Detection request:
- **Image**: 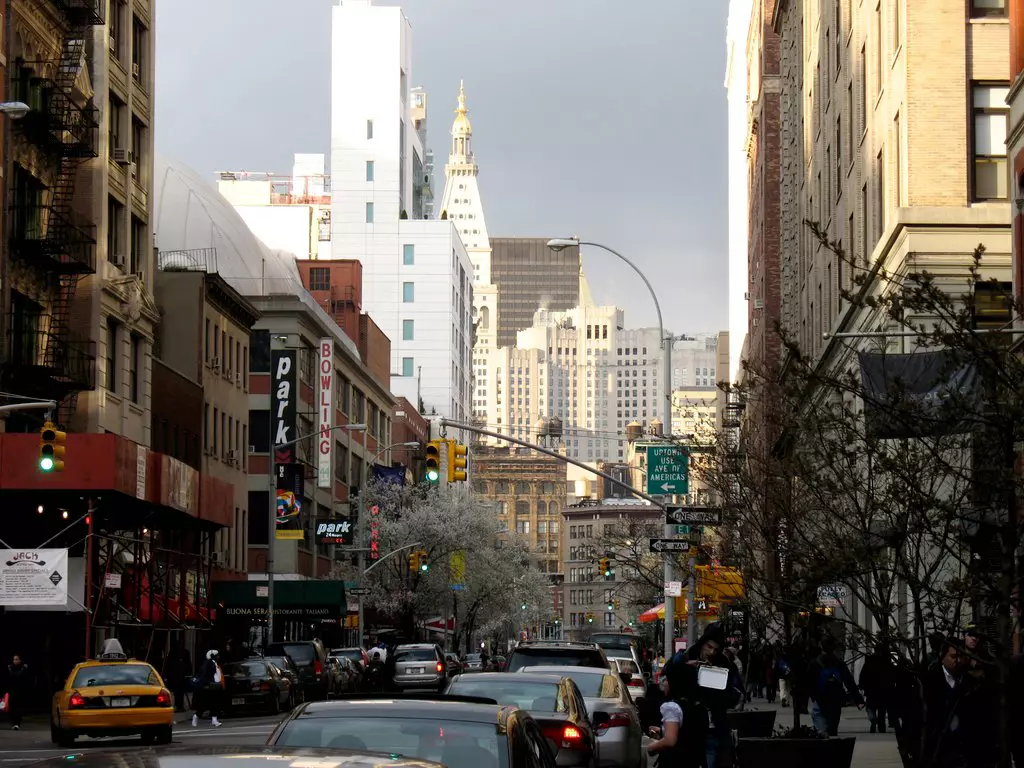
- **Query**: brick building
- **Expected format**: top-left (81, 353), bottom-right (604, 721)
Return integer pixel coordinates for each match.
top-left (1009, 0), bottom-right (1024, 301)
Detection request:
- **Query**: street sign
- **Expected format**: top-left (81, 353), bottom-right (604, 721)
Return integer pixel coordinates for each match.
top-left (674, 525), bottom-right (698, 535)
top-left (348, 587), bottom-right (371, 597)
top-left (665, 506), bottom-right (723, 526)
top-left (665, 581), bottom-right (683, 597)
top-left (817, 583), bottom-right (848, 607)
top-left (649, 538), bottom-right (691, 553)
top-left (646, 445), bottom-right (689, 496)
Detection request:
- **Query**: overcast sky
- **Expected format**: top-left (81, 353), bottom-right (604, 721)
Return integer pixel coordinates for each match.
top-left (155, 0), bottom-right (729, 335)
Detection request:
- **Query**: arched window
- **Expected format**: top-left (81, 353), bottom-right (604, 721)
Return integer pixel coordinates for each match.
top-left (537, 501), bottom-right (547, 515)
top-left (515, 501), bottom-right (530, 516)
top-left (495, 480), bottom-right (509, 493)
top-left (515, 481), bottom-right (531, 494)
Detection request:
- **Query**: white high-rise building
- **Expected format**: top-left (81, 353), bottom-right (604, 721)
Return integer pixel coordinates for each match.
top-left (330, 0), bottom-right (472, 422)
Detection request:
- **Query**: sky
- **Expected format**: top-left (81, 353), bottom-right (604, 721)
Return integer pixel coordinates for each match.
top-left (155, 0), bottom-right (730, 336)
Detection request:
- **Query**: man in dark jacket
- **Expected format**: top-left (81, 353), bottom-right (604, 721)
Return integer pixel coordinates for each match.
top-left (4, 655), bottom-right (31, 730)
top-left (859, 642), bottom-right (895, 733)
top-left (806, 635), bottom-right (863, 736)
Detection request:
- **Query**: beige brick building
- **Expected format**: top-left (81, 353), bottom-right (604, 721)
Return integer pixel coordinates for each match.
top-left (774, 0), bottom-right (1012, 363)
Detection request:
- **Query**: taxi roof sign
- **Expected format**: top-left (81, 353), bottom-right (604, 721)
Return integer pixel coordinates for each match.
top-left (98, 638), bottom-right (128, 661)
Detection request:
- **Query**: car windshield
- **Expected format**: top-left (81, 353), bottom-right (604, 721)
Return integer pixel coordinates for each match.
top-left (396, 649), bottom-right (437, 662)
top-left (555, 672), bottom-right (619, 699)
top-left (330, 650), bottom-right (362, 662)
top-left (73, 664), bottom-right (158, 688)
top-left (266, 644), bottom-right (315, 664)
top-left (591, 634), bottom-right (635, 650)
top-left (226, 661), bottom-right (268, 678)
top-left (275, 716), bottom-right (506, 768)
top-left (616, 659), bottom-right (641, 675)
top-left (448, 679), bottom-right (563, 711)
top-left (507, 649), bottom-right (603, 672)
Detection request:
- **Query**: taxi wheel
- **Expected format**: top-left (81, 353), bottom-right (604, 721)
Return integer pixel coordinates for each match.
top-left (50, 721), bottom-right (73, 748)
top-left (154, 726), bottom-right (173, 745)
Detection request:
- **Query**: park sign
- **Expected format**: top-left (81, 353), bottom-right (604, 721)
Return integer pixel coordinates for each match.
top-left (665, 506), bottom-right (722, 526)
top-left (646, 445), bottom-right (689, 496)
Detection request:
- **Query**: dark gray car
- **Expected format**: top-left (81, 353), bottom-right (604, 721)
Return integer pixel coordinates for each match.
top-left (25, 747), bottom-right (446, 768)
top-left (265, 640), bottom-right (330, 701)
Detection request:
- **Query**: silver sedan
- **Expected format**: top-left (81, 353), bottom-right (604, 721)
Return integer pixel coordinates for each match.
top-left (521, 665), bottom-right (644, 768)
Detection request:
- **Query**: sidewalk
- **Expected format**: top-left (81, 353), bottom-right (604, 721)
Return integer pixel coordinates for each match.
top-left (741, 699), bottom-right (903, 768)
top-left (8, 711), bottom-right (200, 732)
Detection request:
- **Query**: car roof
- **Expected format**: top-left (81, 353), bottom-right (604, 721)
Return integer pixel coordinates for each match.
top-left (516, 640), bottom-right (600, 648)
top-left (453, 672), bottom-right (567, 684)
top-left (523, 666), bottom-right (612, 677)
top-left (396, 643), bottom-right (437, 649)
top-left (26, 747), bottom-right (446, 768)
top-left (297, 698), bottom-right (506, 722)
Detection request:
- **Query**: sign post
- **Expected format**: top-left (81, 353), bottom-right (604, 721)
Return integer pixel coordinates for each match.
top-left (646, 446), bottom-right (689, 496)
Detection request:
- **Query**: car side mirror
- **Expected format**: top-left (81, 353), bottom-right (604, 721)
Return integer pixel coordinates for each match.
top-left (592, 710), bottom-right (611, 728)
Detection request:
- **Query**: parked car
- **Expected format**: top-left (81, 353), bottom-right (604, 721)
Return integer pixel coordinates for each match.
top-left (264, 640), bottom-right (330, 702)
top-left (506, 641), bottom-right (610, 673)
top-left (590, 633), bottom-right (651, 677)
top-left (26, 746), bottom-right (452, 768)
top-left (444, 653), bottom-right (463, 677)
top-left (329, 647), bottom-right (370, 671)
top-left (525, 666), bottom-right (644, 768)
top-left (333, 656), bottom-right (362, 694)
top-left (445, 672), bottom-right (601, 767)
top-left (223, 659), bottom-right (293, 715)
top-left (262, 655), bottom-right (304, 702)
top-left (491, 655), bottom-right (508, 672)
top-left (267, 695), bottom-right (559, 767)
top-left (461, 653), bottom-right (486, 673)
top-left (392, 643), bottom-right (447, 691)
top-left (611, 658), bottom-right (647, 701)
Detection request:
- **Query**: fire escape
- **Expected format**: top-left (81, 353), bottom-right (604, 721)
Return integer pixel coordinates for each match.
top-left (6, 0), bottom-right (103, 420)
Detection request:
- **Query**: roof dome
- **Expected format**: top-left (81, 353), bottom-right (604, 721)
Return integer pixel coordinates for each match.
top-left (452, 80), bottom-right (472, 136)
top-left (152, 154), bottom-right (305, 296)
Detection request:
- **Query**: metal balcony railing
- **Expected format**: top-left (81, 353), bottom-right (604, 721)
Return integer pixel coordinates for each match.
top-left (52, 0), bottom-right (105, 26)
top-left (7, 322), bottom-right (97, 391)
top-left (10, 206), bottom-right (97, 275)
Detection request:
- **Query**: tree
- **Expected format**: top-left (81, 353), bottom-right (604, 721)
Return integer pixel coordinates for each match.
top-left (362, 482), bottom-right (549, 648)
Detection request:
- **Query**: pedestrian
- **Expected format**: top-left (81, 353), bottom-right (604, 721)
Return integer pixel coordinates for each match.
top-left (191, 649), bottom-right (223, 728)
top-left (3, 654), bottom-right (31, 730)
top-left (166, 641), bottom-right (193, 713)
top-left (747, 644), bottom-right (763, 701)
top-left (763, 645), bottom-right (778, 704)
top-left (806, 635), bottom-right (863, 736)
top-left (859, 642), bottom-right (895, 734)
top-left (646, 674), bottom-right (691, 767)
top-left (777, 646), bottom-right (792, 707)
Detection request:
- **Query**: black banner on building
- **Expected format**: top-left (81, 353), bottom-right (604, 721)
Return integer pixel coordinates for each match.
top-left (275, 463), bottom-right (304, 541)
top-left (314, 517), bottom-right (354, 546)
top-left (271, 349), bottom-right (297, 463)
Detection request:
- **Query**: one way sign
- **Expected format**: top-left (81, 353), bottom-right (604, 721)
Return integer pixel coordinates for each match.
top-left (665, 506), bottom-right (723, 526)
top-left (649, 539), bottom-right (694, 554)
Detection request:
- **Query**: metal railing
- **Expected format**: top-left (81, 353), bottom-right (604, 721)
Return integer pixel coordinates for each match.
top-left (158, 247), bottom-right (218, 273)
top-left (9, 206), bottom-right (97, 274)
top-left (7, 321), bottom-right (97, 390)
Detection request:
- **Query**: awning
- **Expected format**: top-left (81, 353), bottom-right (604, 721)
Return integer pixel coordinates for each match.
top-left (638, 601), bottom-right (721, 624)
top-left (425, 617), bottom-right (455, 633)
top-left (211, 580), bottom-right (347, 622)
top-left (697, 566), bottom-right (745, 602)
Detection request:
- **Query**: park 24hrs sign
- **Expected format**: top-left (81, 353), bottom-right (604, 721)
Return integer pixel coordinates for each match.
top-left (314, 518), bottom-right (353, 546)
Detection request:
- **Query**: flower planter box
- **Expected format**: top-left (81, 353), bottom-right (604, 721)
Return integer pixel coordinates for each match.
top-left (736, 736), bottom-right (856, 768)
top-left (726, 708), bottom-right (777, 738)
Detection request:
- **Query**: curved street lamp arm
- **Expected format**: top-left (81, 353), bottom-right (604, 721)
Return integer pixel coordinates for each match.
top-left (577, 241), bottom-right (665, 342)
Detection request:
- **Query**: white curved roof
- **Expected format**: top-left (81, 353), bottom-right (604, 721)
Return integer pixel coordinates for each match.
top-left (152, 154), bottom-right (362, 360)
top-left (153, 154), bottom-right (304, 296)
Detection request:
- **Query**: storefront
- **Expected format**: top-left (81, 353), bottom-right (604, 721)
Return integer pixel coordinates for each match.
top-left (211, 580), bottom-right (348, 651)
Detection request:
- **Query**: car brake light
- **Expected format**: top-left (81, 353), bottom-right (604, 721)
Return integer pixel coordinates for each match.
top-left (260, 681), bottom-right (272, 691)
top-left (314, 660), bottom-right (323, 676)
top-left (436, 662), bottom-right (444, 673)
top-left (69, 693), bottom-right (86, 708)
top-left (156, 689), bottom-right (172, 706)
top-left (560, 725), bottom-right (586, 748)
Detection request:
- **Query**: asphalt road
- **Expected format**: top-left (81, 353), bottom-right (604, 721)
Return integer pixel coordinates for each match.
top-left (0, 714), bottom-right (284, 767)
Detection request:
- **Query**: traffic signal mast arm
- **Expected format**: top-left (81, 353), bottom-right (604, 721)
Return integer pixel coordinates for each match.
top-left (362, 541), bottom-right (426, 577)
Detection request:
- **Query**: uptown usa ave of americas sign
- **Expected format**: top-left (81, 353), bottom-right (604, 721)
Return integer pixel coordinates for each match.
top-left (646, 445), bottom-right (689, 496)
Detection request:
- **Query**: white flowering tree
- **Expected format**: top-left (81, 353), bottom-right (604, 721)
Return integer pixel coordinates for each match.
top-left (362, 481), bottom-right (550, 648)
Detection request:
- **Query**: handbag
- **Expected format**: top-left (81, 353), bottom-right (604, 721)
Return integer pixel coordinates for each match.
top-left (0, 692), bottom-right (8, 712)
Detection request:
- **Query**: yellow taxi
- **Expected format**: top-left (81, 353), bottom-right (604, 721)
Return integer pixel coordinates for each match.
top-left (50, 639), bottom-right (174, 747)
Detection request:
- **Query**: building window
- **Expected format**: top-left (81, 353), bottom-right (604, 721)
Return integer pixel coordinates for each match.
top-left (970, 0), bottom-right (1006, 17)
top-left (105, 317), bottom-right (120, 393)
top-left (403, 319), bottom-right (414, 340)
top-left (131, 117), bottom-right (146, 183)
top-left (875, 149), bottom-right (885, 242)
top-left (130, 215), bottom-right (145, 274)
top-left (972, 83), bottom-right (1010, 200)
top-left (365, 202), bottom-right (374, 223)
top-left (403, 282), bottom-right (415, 302)
top-left (366, 119), bottom-right (374, 139)
top-left (131, 14), bottom-right (147, 87)
top-left (309, 267), bottom-right (330, 291)
top-left (108, 94), bottom-right (124, 152)
top-left (107, 196), bottom-right (125, 266)
top-left (365, 160), bottom-right (374, 182)
top-left (403, 244), bottom-right (415, 265)
top-left (130, 334), bottom-right (142, 403)
top-left (402, 357), bottom-right (414, 377)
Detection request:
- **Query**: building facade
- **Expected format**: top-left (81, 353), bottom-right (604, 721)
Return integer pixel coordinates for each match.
top-left (1008, 0), bottom-right (1024, 303)
top-left (329, 0), bottom-right (472, 425)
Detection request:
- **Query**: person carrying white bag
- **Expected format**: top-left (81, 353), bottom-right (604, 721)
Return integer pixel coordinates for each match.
top-left (192, 649), bottom-right (224, 728)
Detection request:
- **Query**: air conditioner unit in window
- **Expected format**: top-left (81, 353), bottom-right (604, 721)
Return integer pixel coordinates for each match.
top-left (209, 356), bottom-right (221, 371)
top-left (112, 147), bottom-right (133, 165)
top-left (248, 445), bottom-right (256, 454)
top-left (744, 292), bottom-right (750, 301)
top-left (109, 35), bottom-right (116, 52)
top-left (235, 372), bottom-right (243, 385)
top-left (754, 298), bottom-right (765, 310)
top-left (129, 162), bottom-right (137, 179)
top-left (111, 253), bottom-right (126, 269)
top-left (132, 62), bottom-right (140, 79)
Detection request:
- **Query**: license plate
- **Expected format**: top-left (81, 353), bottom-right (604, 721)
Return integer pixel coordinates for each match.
top-left (232, 698), bottom-right (245, 705)
top-left (412, 668), bottom-right (423, 674)
top-left (111, 697), bottom-right (130, 708)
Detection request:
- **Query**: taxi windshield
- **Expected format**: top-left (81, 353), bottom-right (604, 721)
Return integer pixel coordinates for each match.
top-left (73, 664), bottom-right (158, 688)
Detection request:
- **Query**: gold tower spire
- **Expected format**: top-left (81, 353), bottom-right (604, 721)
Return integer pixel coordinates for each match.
top-left (452, 79), bottom-right (472, 136)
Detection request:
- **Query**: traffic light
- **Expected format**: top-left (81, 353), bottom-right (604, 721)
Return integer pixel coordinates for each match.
top-left (607, 600), bottom-right (614, 611)
top-left (425, 440), bottom-right (442, 484)
top-left (586, 613), bottom-right (594, 624)
top-left (521, 602), bottom-right (527, 611)
top-left (39, 422), bottom-right (66, 472)
top-left (410, 550), bottom-right (420, 572)
top-left (418, 550), bottom-right (430, 572)
top-left (599, 557), bottom-right (612, 579)
top-left (447, 442), bottom-right (468, 483)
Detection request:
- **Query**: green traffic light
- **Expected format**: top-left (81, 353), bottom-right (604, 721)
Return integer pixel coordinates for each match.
top-left (521, 603), bottom-right (527, 611)
top-left (426, 468), bottom-right (439, 482)
top-left (420, 562), bottom-right (429, 572)
top-left (40, 457), bottom-right (54, 472)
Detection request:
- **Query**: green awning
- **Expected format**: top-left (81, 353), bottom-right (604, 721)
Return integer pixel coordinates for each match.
top-left (212, 580), bottom-right (346, 608)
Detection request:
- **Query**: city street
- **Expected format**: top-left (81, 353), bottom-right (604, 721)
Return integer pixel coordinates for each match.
top-left (0, 714), bottom-right (283, 768)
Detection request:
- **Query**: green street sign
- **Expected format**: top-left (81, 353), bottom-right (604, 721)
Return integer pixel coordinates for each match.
top-left (647, 445), bottom-right (689, 496)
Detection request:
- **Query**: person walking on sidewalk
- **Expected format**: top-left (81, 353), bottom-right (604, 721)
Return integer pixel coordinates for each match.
top-left (4, 654), bottom-right (32, 730)
top-left (807, 635), bottom-right (863, 736)
top-left (191, 649), bottom-right (223, 728)
top-left (859, 642), bottom-right (895, 734)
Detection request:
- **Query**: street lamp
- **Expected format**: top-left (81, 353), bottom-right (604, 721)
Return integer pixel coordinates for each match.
top-left (546, 236), bottom-right (693, 652)
top-left (357, 440), bottom-right (421, 646)
top-left (0, 102), bottom-right (30, 119)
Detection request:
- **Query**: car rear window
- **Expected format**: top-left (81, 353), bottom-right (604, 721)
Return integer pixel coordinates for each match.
top-left (558, 672), bottom-right (620, 699)
top-left (465, 654), bottom-right (482, 661)
top-left (615, 659), bottom-right (641, 675)
top-left (447, 679), bottom-right (564, 711)
top-left (395, 649), bottom-right (438, 662)
top-left (73, 664), bottom-right (158, 688)
top-left (331, 650), bottom-right (362, 662)
top-left (226, 661), bottom-right (267, 678)
top-left (591, 634), bottom-right (635, 650)
top-left (264, 657), bottom-right (293, 671)
top-left (507, 648), bottom-right (605, 672)
top-left (275, 716), bottom-right (507, 768)
top-left (266, 643), bottom-right (316, 664)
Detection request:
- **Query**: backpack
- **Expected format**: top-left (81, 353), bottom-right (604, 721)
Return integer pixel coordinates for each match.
top-left (817, 665), bottom-right (845, 704)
